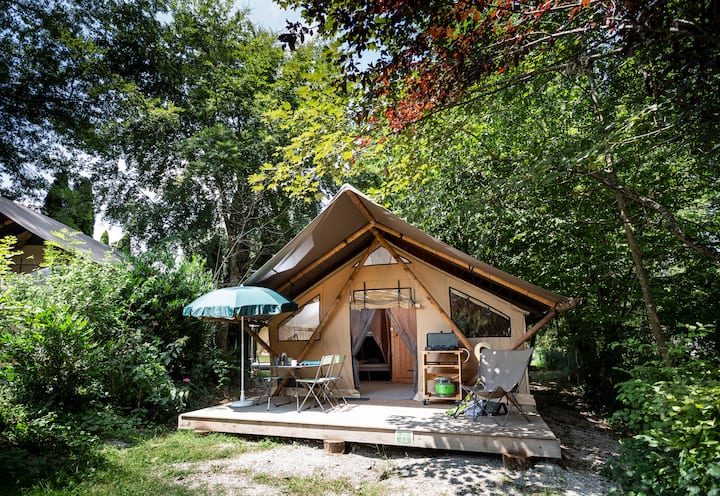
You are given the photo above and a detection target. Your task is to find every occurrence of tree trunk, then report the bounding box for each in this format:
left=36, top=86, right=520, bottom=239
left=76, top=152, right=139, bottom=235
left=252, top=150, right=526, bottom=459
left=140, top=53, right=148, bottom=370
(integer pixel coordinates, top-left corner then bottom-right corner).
left=585, top=66, right=671, bottom=365
left=612, top=175, right=670, bottom=364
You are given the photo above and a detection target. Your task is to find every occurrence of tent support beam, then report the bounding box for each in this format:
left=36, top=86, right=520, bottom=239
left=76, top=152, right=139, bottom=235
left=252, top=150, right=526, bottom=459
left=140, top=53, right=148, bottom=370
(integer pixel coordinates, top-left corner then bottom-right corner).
left=369, top=228, right=474, bottom=354
left=510, top=298, right=581, bottom=350
left=345, top=190, right=475, bottom=352
left=246, top=330, right=278, bottom=358
left=198, top=318, right=281, bottom=356
left=296, top=240, right=379, bottom=359
left=344, top=188, right=559, bottom=309
left=372, top=223, right=560, bottom=309
left=277, top=224, right=374, bottom=295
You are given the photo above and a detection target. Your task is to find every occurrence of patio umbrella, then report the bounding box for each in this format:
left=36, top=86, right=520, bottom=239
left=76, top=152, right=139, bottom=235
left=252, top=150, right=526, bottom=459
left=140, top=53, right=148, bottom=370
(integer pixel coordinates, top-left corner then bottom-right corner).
left=183, top=286, right=298, bottom=407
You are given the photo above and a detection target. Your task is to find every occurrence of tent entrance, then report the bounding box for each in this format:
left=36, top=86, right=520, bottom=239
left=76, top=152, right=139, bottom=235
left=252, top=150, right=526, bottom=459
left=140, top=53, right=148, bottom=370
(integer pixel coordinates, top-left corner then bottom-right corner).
left=350, top=306, right=418, bottom=393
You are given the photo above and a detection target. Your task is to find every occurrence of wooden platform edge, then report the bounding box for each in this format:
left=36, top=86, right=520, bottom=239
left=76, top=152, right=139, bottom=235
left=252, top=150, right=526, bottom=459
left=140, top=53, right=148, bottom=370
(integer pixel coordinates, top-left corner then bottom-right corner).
left=177, top=412, right=562, bottom=459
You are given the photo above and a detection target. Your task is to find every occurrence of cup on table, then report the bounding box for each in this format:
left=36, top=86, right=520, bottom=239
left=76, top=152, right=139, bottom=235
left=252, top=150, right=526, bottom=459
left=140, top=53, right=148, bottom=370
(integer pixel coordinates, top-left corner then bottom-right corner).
left=290, top=359, right=298, bottom=366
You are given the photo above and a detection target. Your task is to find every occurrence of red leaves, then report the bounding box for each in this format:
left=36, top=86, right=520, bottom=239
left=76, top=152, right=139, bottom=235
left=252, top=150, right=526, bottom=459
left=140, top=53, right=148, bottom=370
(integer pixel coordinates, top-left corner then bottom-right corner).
left=359, top=0, right=617, bottom=130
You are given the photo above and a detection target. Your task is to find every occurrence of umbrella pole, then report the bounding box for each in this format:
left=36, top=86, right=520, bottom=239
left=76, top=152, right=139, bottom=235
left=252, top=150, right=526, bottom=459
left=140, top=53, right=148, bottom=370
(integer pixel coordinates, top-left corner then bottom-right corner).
left=230, top=316, right=254, bottom=408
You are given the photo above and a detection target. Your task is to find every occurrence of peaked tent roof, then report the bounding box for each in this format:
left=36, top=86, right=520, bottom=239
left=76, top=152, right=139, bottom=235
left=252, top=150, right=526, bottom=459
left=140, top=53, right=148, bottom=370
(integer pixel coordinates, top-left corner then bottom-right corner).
left=0, top=196, right=120, bottom=265
left=245, top=185, right=569, bottom=316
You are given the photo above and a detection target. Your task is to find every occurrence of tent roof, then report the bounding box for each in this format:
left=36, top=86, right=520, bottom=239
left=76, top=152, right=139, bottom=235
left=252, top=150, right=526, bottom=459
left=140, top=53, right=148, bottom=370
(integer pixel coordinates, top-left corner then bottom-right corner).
left=0, top=196, right=120, bottom=265
left=245, top=185, right=569, bottom=315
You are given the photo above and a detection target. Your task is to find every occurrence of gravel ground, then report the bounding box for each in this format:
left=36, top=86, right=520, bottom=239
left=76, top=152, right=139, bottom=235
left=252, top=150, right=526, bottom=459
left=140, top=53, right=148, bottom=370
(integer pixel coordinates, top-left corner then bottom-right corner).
left=171, top=384, right=620, bottom=495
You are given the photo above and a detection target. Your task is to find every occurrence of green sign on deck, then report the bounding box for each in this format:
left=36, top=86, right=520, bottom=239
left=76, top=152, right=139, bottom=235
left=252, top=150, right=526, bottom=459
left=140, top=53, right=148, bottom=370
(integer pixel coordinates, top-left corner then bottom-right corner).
left=394, top=430, right=414, bottom=445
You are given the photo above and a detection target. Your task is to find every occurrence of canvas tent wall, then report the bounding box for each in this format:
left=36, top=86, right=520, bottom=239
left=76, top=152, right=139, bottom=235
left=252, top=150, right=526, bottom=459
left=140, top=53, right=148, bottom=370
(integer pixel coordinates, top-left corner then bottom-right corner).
left=244, top=185, right=577, bottom=400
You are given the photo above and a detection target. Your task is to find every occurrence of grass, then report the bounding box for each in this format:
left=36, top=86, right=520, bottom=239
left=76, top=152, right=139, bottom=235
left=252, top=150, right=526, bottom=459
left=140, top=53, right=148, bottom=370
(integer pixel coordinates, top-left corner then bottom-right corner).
left=251, top=471, right=383, bottom=496
left=5, top=430, right=269, bottom=496
left=5, top=431, right=391, bottom=496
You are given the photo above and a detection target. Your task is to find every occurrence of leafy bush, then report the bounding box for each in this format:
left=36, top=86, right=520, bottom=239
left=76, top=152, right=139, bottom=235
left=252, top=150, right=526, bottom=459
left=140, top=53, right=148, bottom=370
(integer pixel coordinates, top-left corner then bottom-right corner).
left=2, top=308, right=103, bottom=410
left=0, top=243, right=227, bottom=439
left=607, top=324, right=720, bottom=495
left=533, top=347, right=575, bottom=371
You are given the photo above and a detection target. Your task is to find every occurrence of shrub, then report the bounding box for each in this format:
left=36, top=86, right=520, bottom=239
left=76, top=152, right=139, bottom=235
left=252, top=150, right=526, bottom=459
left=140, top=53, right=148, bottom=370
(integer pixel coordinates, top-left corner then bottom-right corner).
left=608, top=324, right=720, bottom=495
left=0, top=245, right=227, bottom=436
left=1, top=308, right=102, bottom=410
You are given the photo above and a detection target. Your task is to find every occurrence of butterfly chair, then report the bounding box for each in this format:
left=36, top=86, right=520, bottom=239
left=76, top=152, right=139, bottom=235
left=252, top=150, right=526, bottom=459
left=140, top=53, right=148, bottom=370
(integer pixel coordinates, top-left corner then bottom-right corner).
left=456, top=348, right=534, bottom=426
left=323, top=354, right=348, bottom=407
left=296, top=354, right=335, bottom=412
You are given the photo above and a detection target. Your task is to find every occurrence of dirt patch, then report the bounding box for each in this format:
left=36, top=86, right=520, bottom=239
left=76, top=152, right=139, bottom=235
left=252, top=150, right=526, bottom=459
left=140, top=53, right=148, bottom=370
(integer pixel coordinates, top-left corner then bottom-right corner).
left=532, top=382, right=619, bottom=474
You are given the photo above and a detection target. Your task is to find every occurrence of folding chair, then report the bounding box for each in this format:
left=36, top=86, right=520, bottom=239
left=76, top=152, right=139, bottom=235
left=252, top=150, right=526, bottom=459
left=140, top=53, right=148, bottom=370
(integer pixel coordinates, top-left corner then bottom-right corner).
left=323, top=354, right=348, bottom=407
left=253, top=355, right=292, bottom=410
left=296, top=354, right=335, bottom=412
left=455, top=348, right=533, bottom=426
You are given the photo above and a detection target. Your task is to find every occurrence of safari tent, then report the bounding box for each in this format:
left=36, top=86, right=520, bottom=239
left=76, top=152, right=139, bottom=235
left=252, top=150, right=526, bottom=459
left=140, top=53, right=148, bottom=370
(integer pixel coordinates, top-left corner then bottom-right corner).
left=0, top=195, right=119, bottom=272
left=244, top=185, right=577, bottom=402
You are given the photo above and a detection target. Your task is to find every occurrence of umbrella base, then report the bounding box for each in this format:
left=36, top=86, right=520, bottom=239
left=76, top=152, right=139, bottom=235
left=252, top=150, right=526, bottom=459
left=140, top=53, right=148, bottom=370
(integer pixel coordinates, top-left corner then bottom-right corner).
left=229, top=398, right=255, bottom=408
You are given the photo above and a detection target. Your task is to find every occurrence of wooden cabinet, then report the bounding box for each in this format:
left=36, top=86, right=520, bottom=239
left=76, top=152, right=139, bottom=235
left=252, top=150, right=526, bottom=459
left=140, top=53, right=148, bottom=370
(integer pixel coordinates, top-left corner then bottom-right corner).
left=421, top=350, right=463, bottom=404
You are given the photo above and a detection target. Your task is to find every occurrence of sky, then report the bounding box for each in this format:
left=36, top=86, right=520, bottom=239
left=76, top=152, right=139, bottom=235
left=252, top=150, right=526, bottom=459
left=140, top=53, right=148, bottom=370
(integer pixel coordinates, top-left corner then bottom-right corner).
left=237, top=0, right=302, bottom=31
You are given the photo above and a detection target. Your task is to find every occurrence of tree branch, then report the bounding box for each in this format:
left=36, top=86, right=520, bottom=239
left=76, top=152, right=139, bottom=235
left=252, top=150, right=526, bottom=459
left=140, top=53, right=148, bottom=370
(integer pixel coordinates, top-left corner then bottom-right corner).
left=584, top=169, right=720, bottom=264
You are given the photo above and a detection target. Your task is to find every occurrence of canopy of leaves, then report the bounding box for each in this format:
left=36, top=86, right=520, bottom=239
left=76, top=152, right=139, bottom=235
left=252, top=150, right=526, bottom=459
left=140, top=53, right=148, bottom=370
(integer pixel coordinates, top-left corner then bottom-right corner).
left=92, top=0, right=321, bottom=283
left=0, top=0, right=170, bottom=199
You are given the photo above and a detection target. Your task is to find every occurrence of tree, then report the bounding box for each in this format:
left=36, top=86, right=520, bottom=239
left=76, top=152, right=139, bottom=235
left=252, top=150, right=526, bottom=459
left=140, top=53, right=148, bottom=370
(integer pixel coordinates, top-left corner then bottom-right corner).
left=93, top=0, right=319, bottom=284
left=278, top=1, right=719, bottom=130
left=351, top=63, right=720, bottom=398
left=251, top=42, right=372, bottom=199
left=272, top=0, right=720, bottom=363
left=0, top=0, right=170, bottom=200
left=42, top=170, right=95, bottom=236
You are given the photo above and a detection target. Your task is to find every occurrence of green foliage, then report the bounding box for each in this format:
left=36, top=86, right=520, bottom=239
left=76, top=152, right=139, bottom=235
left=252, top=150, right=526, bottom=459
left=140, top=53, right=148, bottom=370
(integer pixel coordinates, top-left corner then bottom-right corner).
left=0, top=244, right=228, bottom=492
left=1, top=0, right=170, bottom=199
left=0, top=236, right=21, bottom=276
left=608, top=324, right=720, bottom=495
left=94, top=0, right=320, bottom=284
left=43, top=170, right=95, bottom=236
left=1, top=308, right=101, bottom=409
left=1, top=430, right=255, bottom=495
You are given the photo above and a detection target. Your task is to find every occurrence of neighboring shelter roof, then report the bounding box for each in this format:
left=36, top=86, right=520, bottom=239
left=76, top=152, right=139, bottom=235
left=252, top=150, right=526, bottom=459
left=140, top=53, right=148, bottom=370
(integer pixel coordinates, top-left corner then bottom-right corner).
left=0, top=195, right=121, bottom=266
left=244, top=184, right=570, bottom=316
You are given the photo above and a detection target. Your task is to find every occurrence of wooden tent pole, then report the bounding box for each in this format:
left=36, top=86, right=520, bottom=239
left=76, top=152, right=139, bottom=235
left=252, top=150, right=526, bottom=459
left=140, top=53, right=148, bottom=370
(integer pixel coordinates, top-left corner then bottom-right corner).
left=344, top=190, right=475, bottom=352
left=295, top=239, right=379, bottom=361
left=346, top=189, right=578, bottom=353
left=509, top=298, right=580, bottom=350
left=277, top=224, right=373, bottom=294
left=343, top=189, right=560, bottom=308
left=204, top=318, right=281, bottom=356
left=274, top=241, right=379, bottom=394
left=246, top=330, right=277, bottom=358
left=372, top=223, right=560, bottom=308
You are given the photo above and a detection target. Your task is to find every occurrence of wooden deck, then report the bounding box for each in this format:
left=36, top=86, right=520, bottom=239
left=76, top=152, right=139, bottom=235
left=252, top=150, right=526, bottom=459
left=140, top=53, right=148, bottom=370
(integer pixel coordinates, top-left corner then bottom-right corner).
left=177, top=395, right=561, bottom=459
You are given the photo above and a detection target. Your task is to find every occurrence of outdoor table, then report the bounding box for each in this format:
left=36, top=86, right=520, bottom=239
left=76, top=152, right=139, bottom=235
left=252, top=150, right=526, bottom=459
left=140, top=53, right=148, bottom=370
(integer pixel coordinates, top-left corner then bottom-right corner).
left=250, top=361, right=320, bottom=410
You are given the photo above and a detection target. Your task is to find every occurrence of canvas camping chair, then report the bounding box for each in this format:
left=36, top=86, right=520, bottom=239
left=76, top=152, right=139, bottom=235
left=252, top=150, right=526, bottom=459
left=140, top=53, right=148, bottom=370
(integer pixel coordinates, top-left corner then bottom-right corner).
left=458, top=348, right=533, bottom=426
left=322, top=354, right=348, bottom=407
left=296, top=354, right=336, bottom=412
